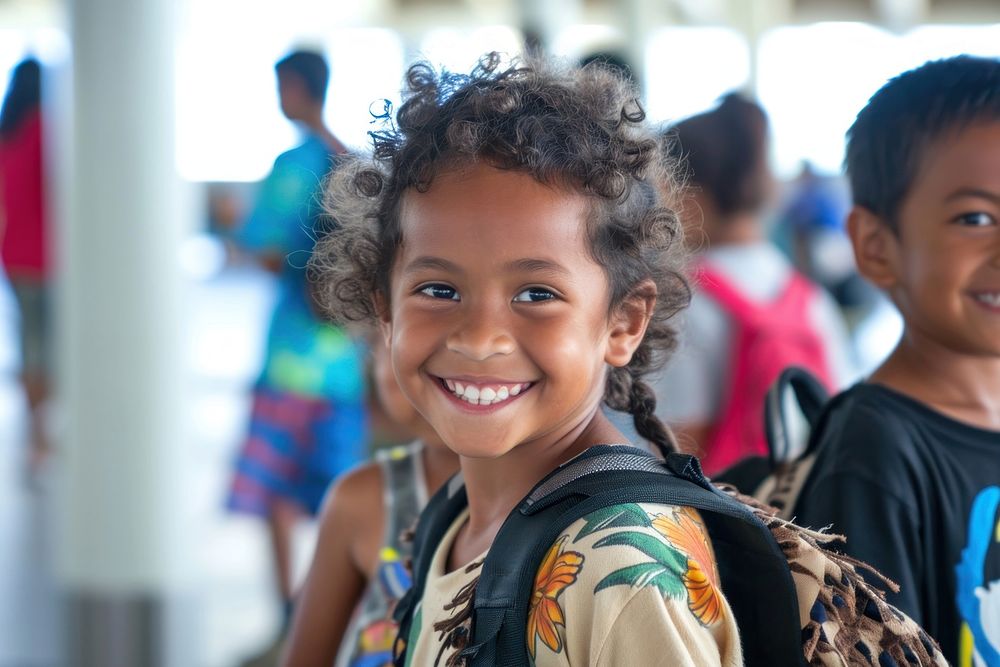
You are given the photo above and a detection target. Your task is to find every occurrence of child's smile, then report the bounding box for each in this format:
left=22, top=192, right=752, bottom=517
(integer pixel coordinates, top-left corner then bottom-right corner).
left=438, top=377, right=533, bottom=408
left=382, top=163, right=620, bottom=460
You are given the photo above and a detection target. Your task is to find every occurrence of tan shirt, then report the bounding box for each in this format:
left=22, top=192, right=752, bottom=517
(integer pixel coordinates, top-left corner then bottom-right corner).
left=403, top=503, right=743, bottom=666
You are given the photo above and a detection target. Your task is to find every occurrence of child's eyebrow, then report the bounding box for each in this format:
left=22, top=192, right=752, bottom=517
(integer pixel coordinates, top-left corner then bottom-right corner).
left=402, top=256, right=570, bottom=276
left=944, top=187, right=1000, bottom=204
left=403, top=256, right=462, bottom=275
left=503, top=258, right=570, bottom=276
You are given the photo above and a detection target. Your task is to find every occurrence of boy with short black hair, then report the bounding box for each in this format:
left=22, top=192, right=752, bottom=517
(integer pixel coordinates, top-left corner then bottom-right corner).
left=794, top=55, right=1000, bottom=666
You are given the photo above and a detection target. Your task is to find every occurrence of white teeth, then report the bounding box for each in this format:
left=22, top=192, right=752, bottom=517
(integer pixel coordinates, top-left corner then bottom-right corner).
left=443, top=380, right=530, bottom=406
left=975, top=293, right=1000, bottom=306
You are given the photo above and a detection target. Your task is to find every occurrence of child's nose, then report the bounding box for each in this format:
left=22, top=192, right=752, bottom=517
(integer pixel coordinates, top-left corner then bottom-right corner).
left=446, top=302, right=515, bottom=360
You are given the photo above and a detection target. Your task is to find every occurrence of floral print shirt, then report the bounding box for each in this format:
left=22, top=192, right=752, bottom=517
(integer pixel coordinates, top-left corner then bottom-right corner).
left=404, top=503, right=743, bottom=666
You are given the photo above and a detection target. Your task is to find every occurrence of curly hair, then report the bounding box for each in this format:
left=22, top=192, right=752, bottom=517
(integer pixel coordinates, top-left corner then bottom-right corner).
left=309, top=52, right=690, bottom=458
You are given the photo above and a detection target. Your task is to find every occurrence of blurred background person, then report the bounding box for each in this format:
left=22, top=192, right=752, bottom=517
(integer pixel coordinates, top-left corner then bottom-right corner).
left=222, top=49, right=368, bottom=667
left=0, top=57, right=50, bottom=478
left=653, top=93, right=855, bottom=476
left=776, top=160, right=877, bottom=327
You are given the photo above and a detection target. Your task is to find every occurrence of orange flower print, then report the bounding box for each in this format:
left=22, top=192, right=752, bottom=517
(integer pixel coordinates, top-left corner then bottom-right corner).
left=652, top=507, right=724, bottom=626
left=527, top=535, right=585, bottom=658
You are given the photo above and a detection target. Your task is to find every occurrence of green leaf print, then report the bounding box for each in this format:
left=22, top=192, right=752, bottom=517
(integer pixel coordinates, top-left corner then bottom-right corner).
left=592, top=530, right=691, bottom=601
left=574, top=503, right=652, bottom=542
left=593, top=531, right=688, bottom=572
left=595, top=561, right=686, bottom=599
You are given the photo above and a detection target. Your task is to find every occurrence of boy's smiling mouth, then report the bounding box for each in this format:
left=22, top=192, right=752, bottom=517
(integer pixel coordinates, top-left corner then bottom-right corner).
left=435, top=376, right=534, bottom=407
left=970, top=291, right=1000, bottom=310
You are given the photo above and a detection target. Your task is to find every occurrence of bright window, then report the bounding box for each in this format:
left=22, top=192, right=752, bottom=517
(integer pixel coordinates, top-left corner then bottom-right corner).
left=644, top=27, right=750, bottom=124
left=418, top=25, right=524, bottom=74
left=758, top=22, right=1000, bottom=177
left=175, top=2, right=404, bottom=181
left=758, top=23, right=899, bottom=177
left=549, top=24, right=623, bottom=61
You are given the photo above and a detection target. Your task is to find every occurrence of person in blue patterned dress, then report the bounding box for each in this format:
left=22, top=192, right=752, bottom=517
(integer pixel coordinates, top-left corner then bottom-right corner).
left=225, top=51, right=367, bottom=663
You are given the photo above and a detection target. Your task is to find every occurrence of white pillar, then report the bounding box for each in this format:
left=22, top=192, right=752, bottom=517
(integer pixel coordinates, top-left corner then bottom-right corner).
left=58, top=0, right=192, bottom=664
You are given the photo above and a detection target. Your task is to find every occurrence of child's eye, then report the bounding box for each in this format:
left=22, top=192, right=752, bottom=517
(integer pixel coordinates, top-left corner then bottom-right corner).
left=513, top=287, right=556, bottom=303
left=419, top=284, right=459, bottom=300
left=953, top=212, right=997, bottom=227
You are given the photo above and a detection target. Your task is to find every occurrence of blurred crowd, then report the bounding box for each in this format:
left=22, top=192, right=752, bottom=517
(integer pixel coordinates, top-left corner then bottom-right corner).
left=1, top=21, right=997, bottom=667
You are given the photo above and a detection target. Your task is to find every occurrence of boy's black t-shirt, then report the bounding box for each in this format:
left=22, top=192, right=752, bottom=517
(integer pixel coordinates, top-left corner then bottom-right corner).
left=794, top=383, right=1000, bottom=666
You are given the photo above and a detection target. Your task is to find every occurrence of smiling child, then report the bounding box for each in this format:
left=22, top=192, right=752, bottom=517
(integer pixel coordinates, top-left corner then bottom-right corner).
left=793, top=56, right=1000, bottom=666
left=309, top=54, right=743, bottom=666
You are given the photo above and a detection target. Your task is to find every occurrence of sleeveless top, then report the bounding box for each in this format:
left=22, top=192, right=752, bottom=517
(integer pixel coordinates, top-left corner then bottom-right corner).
left=336, top=442, right=428, bottom=667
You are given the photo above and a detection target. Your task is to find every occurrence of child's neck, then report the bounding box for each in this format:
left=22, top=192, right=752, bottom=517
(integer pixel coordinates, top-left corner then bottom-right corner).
left=705, top=213, right=763, bottom=247
left=447, top=408, right=625, bottom=570
left=420, top=440, right=459, bottom=496
left=870, top=328, right=1000, bottom=430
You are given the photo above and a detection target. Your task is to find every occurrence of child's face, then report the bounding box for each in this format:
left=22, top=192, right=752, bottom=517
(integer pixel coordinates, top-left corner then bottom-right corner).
left=381, top=163, right=628, bottom=459
left=871, top=121, right=1000, bottom=356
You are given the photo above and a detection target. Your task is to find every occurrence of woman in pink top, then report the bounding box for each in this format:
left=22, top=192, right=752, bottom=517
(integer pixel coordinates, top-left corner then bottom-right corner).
left=652, top=94, right=854, bottom=475
left=0, top=58, right=50, bottom=472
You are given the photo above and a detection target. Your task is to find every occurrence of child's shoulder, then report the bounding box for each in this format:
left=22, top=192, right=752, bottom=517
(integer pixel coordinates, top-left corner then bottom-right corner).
left=324, top=442, right=426, bottom=524
left=809, top=382, right=972, bottom=488
left=526, top=501, right=739, bottom=665
left=319, top=460, right=383, bottom=524
left=540, top=502, right=725, bottom=626
left=821, top=382, right=921, bottom=448
left=825, top=382, right=985, bottom=451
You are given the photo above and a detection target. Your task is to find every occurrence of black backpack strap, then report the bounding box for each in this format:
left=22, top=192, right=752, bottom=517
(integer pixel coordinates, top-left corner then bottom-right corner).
left=462, top=445, right=807, bottom=667
left=764, top=366, right=830, bottom=466
left=716, top=367, right=832, bottom=495
left=392, top=472, right=469, bottom=666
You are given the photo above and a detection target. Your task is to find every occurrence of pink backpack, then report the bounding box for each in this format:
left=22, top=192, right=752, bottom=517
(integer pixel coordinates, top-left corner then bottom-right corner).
left=697, top=265, right=834, bottom=475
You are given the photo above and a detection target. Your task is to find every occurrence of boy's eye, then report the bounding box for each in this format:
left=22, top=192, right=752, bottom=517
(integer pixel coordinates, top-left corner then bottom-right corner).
left=954, top=212, right=997, bottom=227
left=513, top=287, right=556, bottom=303
left=419, top=284, right=459, bottom=300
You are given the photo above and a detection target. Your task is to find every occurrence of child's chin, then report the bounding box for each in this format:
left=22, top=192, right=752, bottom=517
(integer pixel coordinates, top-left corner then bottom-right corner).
left=446, top=437, right=517, bottom=460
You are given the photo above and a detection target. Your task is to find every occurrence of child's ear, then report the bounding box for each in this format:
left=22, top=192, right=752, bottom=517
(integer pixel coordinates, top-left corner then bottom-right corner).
left=374, top=291, right=392, bottom=346
left=606, top=280, right=656, bottom=368
left=847, top=206, right=900, bottom=290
